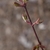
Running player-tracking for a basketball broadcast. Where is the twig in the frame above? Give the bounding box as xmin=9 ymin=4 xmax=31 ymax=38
xmin=23 ymin=4 xmax=43 ymax=50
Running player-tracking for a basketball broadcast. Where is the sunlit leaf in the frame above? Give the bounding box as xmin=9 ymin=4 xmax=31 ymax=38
xmin=22 ymin=14 xmax=27 ymax=22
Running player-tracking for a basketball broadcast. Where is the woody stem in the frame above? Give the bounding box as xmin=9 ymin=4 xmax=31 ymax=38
xmin=23 ymin=4 xmax=43 ymax=50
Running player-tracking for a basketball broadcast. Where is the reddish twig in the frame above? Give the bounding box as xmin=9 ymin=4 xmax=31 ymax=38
xmin=23 ymin=4 xmax=43 ymax=50
xmin=14 ymin=0 xmax=45 ymax=50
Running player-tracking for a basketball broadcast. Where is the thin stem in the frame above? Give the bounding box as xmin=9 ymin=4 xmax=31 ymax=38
xmin=24 ymin=5 xmax=43 ymax=50
xmin=24 ymin=5 xmax=41 ymax=45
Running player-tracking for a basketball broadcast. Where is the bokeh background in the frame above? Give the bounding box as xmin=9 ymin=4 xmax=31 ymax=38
xmin=0 ymin=0 xmax=50 ymax=50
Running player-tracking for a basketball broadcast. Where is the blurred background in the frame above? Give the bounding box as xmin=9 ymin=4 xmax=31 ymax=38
xmin=0 ymin=0 xmax=50 ymax=50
